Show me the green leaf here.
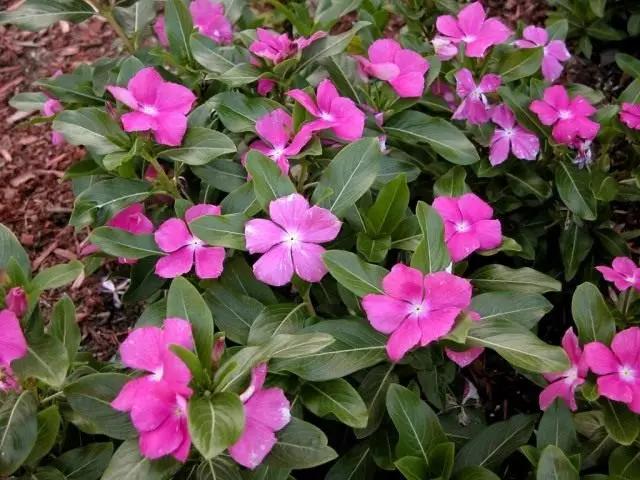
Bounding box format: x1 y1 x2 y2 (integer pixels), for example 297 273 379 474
586 20 626 41
453 466 500 479
366 174 409 235
386 111 479 165
571 282 615 344
90 227 160 259
608 445 640 480
498 47 544 83
0 223 31 277
620 78 640 104
433 166 470 197
536 445 579 480
262 333 335 359
245 151 296 211
559 223 593 281
219 256 277 305
264 418 338 469
470 265 561 294
9 92 48 113
430 442 455 480
12 334 69 389
0 0 93 31
547 20 569 41
188 393 244 459
296 22 370 72
204 283 263 345
210 92 278 133
193 159 247 193
51 295 81 363
454 414 536 472
356 233 391 264
24 405 61 467
355 364 398 438
325 442 376 480
168 277 215 369
101 439 181 480
114 0 155 35
190 213 246 250
0 392 37 476
312 137 382 217
601 399 640 446
315 0 362 26
410 201 451 274
323 250 388 296
538 399 577 453
499 86 548 140
191 34 247 74
324 55 362 103
471 292 552 329
159 128 236 165
395 456 428 480
506 164 552 201
30 260 83 291
556 161 597 220
386 384 446 463
616 53 640 78
301 378 368 428
196 458 243 479
122 257 167 305
53 443 113 480
221 182 260 215
63 373 136 440
165 0 193 62
248 304 310 344
218 64 262 87
589 0 606 17
53 108 129 156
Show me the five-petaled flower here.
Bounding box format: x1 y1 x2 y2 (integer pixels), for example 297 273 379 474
154 204 226 279
362 264 472 362
229 364 291 469
584 327 640 413
250 28 326 64
435 1 511 58
244 193 341 286
539 328 588 411
489 104 540 166
596 257 640 292
0 309 28 392
620 103 640 130
107 67 196 147
529 85 600 144
433 193 502 262
354 39 429 98
515 26 571 82
453 68 501 125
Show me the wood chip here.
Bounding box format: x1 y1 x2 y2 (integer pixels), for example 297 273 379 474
6 110 32 125
54 248 77 261
18 135 39 145
33 242 59 270
9 172 35 187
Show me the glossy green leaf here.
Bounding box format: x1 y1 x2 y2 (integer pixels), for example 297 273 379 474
90 227 160 259
248 304 310 344
159 128 236 165
323 250 388 296
31 260 83 291
471 292 552 329
608 445 640 479
204 282 263 345
190 213 247 250
0 392 37 476
556 161 597 221
50 295 81 363
165 0 193 62
0 0 93 31
53 108 129 156
356 233 391 264
366 174 409 235
560 223 593 281
355 364 398 438
296 22 370 72
191 34 248 74
536 445 579 480
188 393 244 459
24 405 61 467
602 399 640 446
218 63 262 87
245 151 296 211
0 223 31 277
571 282 615 344
538 399 577 453
262 333 335 359
53 442 113 480
433 166 470 197
301 378 368 428
410 201 451 274
12 334 69 389
101 439 181 480
210 92 278 133
193 159 247 193
325 441 376 480
9 92 48 112
218 256 277 305
498 47 543 83
470 265 561 294
395 456 428 480
264 418 338 469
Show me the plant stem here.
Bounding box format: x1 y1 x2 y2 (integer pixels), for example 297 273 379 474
41 391 64 404
145 154 181 198
101 8 134 53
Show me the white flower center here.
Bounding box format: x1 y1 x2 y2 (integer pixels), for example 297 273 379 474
455 221 470 233
462 35 476 43
504 128 515 138
270 147 285 159
151 365 164 381
284 230 300 246
320 111 334 121
564 366 578 384
558 110 573 120
620 365 635 382
625 275 637 284
141 105 158 116
188 236 204 249
410 301 430 315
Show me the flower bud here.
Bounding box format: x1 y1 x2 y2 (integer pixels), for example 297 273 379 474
5 287 27 316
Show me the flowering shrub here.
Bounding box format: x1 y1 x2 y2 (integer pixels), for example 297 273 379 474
2 0 640 479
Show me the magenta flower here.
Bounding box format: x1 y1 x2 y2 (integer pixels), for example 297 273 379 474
596 257 640 292
584 327 640 413
431 80 457 110
190 0 233 45
5 287 27 317
539 328 587 411
432 36 458 61
433 193 502 262
452 68 501 125
244 193 341 286
287 79 365 142
362 264 472 362
250 28 326 64
620 103 640 130
529 85 600 144
243 109 312 175
435 1 511 58
257 79 276 96
354 39 429 98
229 364 291 469
154 16 169 47
489 105 540 166
0 309 28 392
107 67 196 147
515 26 571 82
445 311 484 367
154 204 226 279
42 70 65 145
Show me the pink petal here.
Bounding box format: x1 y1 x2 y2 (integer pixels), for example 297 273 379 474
294 31 327 50
471 18 512 53
611 327 640 367
543 85 570 111
316 79 340 114
154 16 169 47
552 119 579 144
185 204 221 222
200 15 233 45
445 346 484 367
419 307 460 346
153 112 188 147
155 219 191 253
361 294 410 334
172 431 191 462
155 83 196 115
473 219 502 250
574 117 600 140
155 247 194 278
245 388 291 431
390 72 426 98
368 62 401 81
297 206 341 243
621 107 640 130
241 364 267 402
595 266 633 291
139 415 185 459
128 67 163 106
394 49 429 75
0 310 28 365
491 104 515 129
433 196 463 224
292 242 328 283
163 317 194 350
446 231 481 262
112 377 148 412
514 39 537 49
489 133 510 166
245 219 286 254
121 112 157 132
436 15 463 40
269 193 309 231
546 40 571 61
229 419 277 470
458 193 494 223
629 384 640 414
387 317 421 362
190 0 224 26
257 79 276 96
597 374 633 403
329 98 365 140
570 96 597 117
51 131 65 146
584 342 620 375
194 246 225 279
613 257 638 277
284 128 313 156
108 204 153 234
287 89 320 117
511 128 540 160
382 263 425 303
368 39 402 63
119 326 164 372
455 68 476 98
522 26 548 46
256 109 293 149
457 2 486 37
252 243 294 287
478 74 501 94
539 380 577 411
424 272 472 310
561 328 583 366
465 98 491 124
131 382 176 431
541 56 563 83
530 100 559 125
160 353 193 390
107 86 139 110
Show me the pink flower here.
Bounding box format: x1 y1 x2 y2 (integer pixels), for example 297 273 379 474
42 73 64 146
431 80 457 109
250 28 326 64
452 68 501 125
515 26 570 82
190 0 233 44
0 309 27 392
584 327 640 413
432 36 458 61
5 287 27 317
154 16 169 47
435 1 511 58
244 193 341 286
154 204 226 279
489 105 540 165
445 311 484 367
107 67 196 147
287 79 365 142
539 328 588 411
354 39 429 98
362 264 472 362
229 364 291 469
620 103 640 130
596 257 640 292
529 85 600 144
243 109 312 175
257 79 276 96
433 193 502 262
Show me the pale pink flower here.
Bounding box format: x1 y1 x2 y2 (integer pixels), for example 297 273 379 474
154 204 226 279
435 1 511 58
452 68 501 125
154 16 169 47
432 36 458 61
229 364 291 469
250 28 326 64
244 193 341 286
539 328 587 411
515 26 570 82
287 79 365 141
620 103 640 130
354 39 429 98
489 105 540 165
190 0 233 44
445 311 484 367
433 193 502 262
107 67 196 147
431 80 457 109
362 264 472 362
5 287 27 317
243 109 312 175
42 70 64 145
529 85 600 144
0 309 28 370
596 257 640 292
584 327 640 413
